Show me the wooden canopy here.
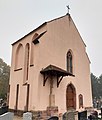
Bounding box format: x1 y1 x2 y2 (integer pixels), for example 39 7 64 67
40 65 74 87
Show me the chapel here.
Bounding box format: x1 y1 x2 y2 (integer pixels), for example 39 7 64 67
9 14 92 118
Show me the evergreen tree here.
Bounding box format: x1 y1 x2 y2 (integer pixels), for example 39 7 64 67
0 58 10 99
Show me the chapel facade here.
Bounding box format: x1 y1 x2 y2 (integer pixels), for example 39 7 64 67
9 14 92 117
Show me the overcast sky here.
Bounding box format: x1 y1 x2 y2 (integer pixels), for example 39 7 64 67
0 0 102 77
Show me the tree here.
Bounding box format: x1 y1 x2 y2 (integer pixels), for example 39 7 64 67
91 73 102 99
0 58 10 99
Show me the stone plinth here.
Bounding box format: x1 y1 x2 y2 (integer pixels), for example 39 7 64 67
23 112 32 120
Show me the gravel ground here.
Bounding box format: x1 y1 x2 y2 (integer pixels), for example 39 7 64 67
13 116 23 120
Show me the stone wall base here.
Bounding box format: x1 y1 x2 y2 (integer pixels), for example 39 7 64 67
32 106 58 120
9 109 24 116
9 106 59 120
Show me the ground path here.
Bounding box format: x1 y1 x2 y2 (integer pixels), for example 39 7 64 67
13 115 22 120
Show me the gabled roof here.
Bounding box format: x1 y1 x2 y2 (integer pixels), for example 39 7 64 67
47 14 69 23
12 14 69 45
12 22 47 45
12 13 86 48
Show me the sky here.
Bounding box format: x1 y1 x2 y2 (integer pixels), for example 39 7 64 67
0 0 102 77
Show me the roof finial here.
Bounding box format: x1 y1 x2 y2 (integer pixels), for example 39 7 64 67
66 5 70 14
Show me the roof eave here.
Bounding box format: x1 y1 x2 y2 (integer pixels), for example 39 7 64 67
12 22 47 46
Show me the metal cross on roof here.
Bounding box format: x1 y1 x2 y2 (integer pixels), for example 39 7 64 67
67 5 70 14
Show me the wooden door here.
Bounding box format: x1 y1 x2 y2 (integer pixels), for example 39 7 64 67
66 84 76 110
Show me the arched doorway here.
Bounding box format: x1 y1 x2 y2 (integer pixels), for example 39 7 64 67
66 83 76 110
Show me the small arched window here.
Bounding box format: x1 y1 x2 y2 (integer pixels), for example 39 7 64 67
67 50 73 73
79 94 83 108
